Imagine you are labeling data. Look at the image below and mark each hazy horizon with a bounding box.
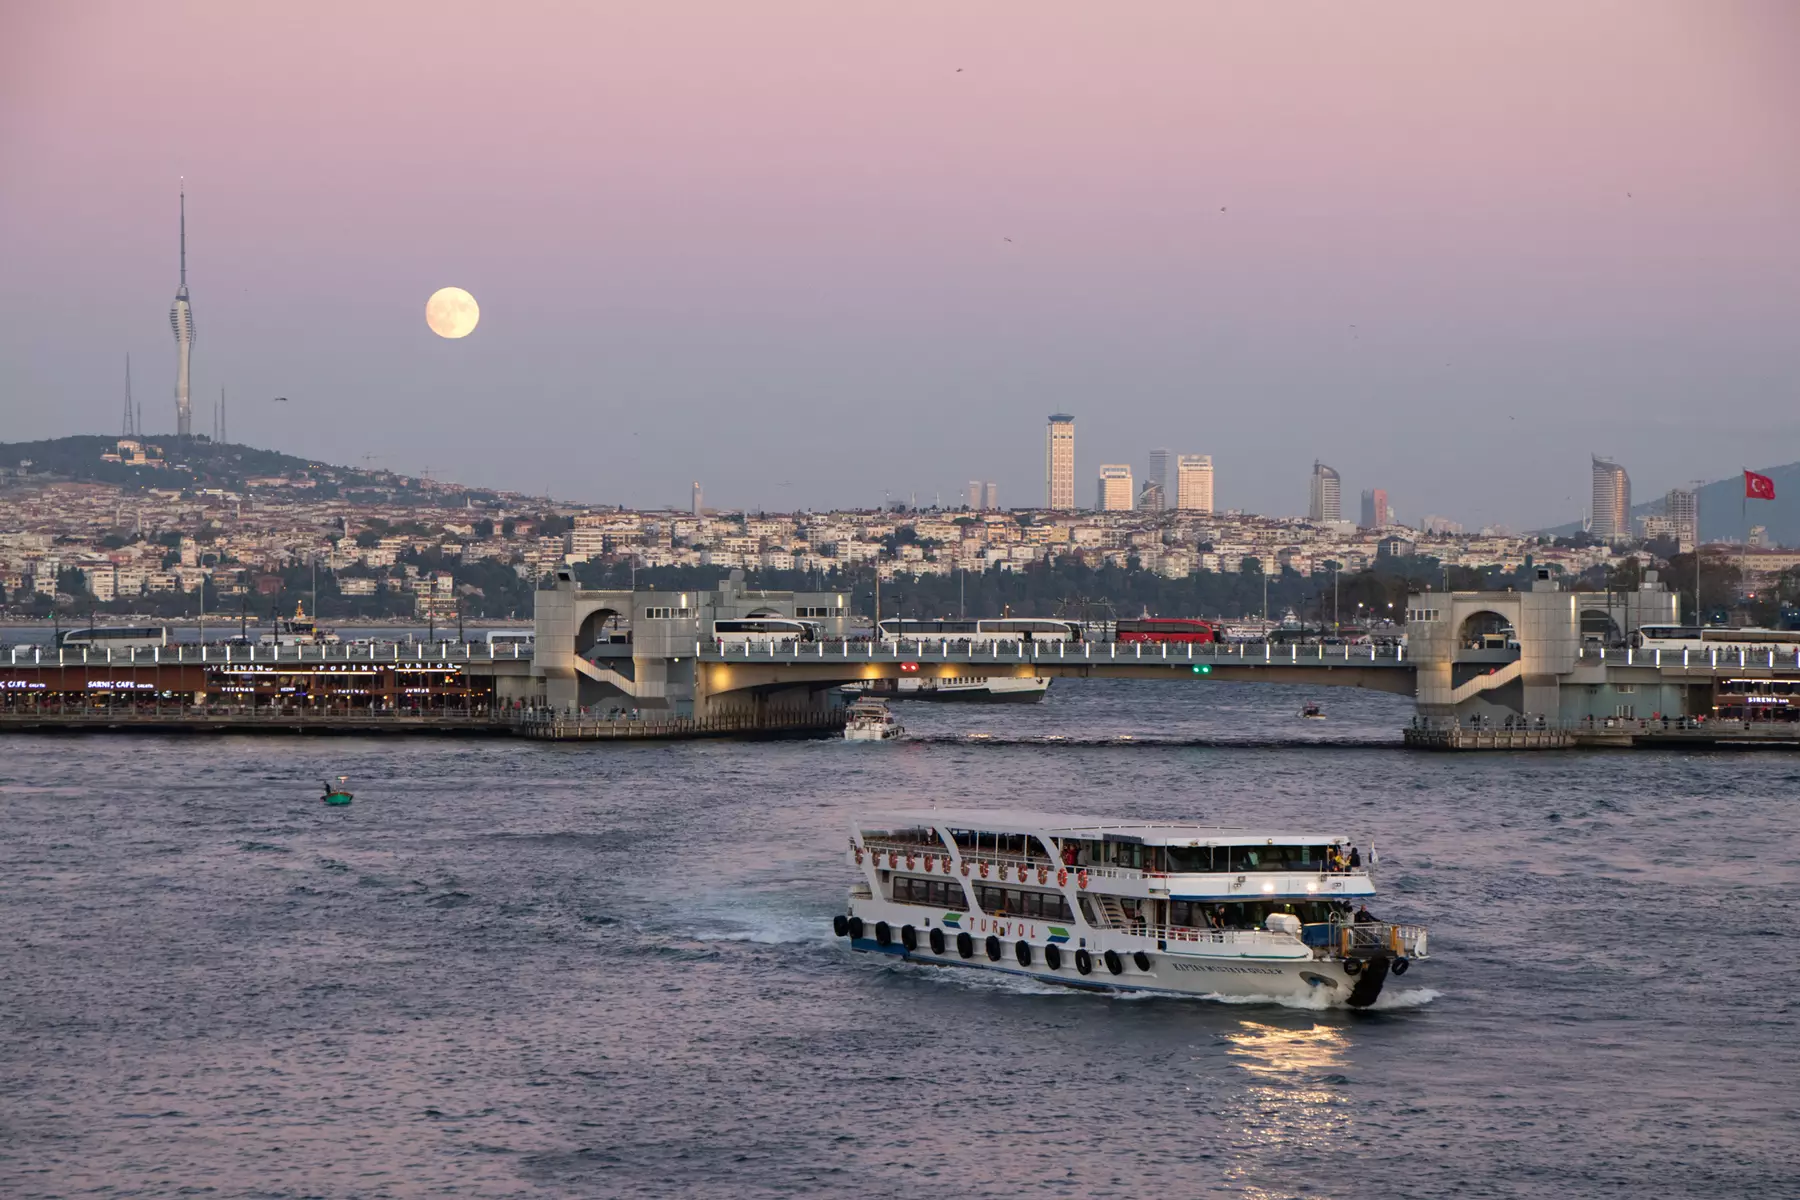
[3,2,1797,525]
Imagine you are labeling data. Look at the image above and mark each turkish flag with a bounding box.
[1745,470,1776,500]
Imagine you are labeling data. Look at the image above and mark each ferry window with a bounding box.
[1164,846,1201,872]
[1226,846,1263,871]
[894,876,967,908]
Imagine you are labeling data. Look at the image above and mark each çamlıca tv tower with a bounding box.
[169,181,195,438]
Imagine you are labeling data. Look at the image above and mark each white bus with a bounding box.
[56,625,168,651]
[712,618,820,647]
[1631,625,1800,653]
[878,618,1084,646]
[486,630,535,650]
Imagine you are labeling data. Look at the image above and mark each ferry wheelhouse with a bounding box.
[833,810,1428,1007]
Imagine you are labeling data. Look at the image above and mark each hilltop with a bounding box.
[0,434,510,507]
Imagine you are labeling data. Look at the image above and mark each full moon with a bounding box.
[425,287,480,338]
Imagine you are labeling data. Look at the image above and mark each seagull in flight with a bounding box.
[273,397,289,403]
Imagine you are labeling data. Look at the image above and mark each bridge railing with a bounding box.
[1579,645,1800,670]
[703,638,1408,665]
[1,641,535,667]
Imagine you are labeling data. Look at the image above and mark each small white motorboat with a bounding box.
[844,698,905,742]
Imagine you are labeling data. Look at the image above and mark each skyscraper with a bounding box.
[691,481,703,516]
[1360,488,1389,529]
[1175,454,1214,513]
[1308,461,1341,523]
[1590,456,1631,543]
[968,480,984,510]
[1046,414,1075,510]
[1666,487,1697,552]
[983,481,998,511]
[169,182,195,438]
[1097,464,1134,511]
[1146,449,1171,513]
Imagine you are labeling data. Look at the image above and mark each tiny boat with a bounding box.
[834,809,1427,1008]
[844,699,905,742]
[1301,702,1326,720]
[321,776,354,806]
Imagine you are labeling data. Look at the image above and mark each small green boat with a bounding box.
[321,776,353,806]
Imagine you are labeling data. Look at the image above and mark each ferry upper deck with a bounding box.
[862,808,1352,849]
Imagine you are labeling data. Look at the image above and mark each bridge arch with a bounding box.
[1457,609,1514,648]
[576,607,626,656]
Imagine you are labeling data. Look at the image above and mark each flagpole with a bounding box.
[1742,467,1748,611]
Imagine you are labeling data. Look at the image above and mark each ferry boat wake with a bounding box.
[831,809,1428,1008]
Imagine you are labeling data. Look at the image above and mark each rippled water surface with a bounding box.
[3,680,1797,1198]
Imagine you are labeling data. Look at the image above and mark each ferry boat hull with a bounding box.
[839,906,1395,1007]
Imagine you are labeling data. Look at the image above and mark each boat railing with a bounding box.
[860,836,951,859]
[1307,921,1428,957]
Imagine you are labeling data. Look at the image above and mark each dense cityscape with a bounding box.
[3,420,1796,631]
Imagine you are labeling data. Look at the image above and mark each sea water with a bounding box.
[1,680,1795,1198]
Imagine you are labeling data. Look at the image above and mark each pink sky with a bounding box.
[2,1,1797,524]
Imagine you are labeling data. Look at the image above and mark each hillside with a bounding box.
[0,434,502,505]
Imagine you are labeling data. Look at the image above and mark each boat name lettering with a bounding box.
[1169,962,1284,976]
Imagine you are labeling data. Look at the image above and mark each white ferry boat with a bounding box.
[832,809,1427,1007]
[844,699,905,741]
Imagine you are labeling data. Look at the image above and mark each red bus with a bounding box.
[1115,617,1221,645]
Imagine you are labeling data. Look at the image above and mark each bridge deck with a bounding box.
[699,639,1412,669]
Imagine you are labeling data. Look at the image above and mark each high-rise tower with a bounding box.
[1146,448,1170,513]
[1590,456,1631,543]
[1045,414,1075,510]
[1176,454,1214,513]
[1308,460,1341,522]
[1097,464,1134,511]
[169,182,196,438]
[1666,486,1698,553]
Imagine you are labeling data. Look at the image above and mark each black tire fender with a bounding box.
[957,931,974,959]
[1075,949,1093,976]
[1344,957,1363,976]
[929,928,946,955]
[832,914,848,938]
[1104,950,1123,976]
[1045,944,1062,971]
[875,921,892,947]
[848,916,864,940]
[901,925,917,951]
[1132,950,1151,972]
[1015,940,1032,967]
[985,935,1002,962]
[1392,957,1410,976]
